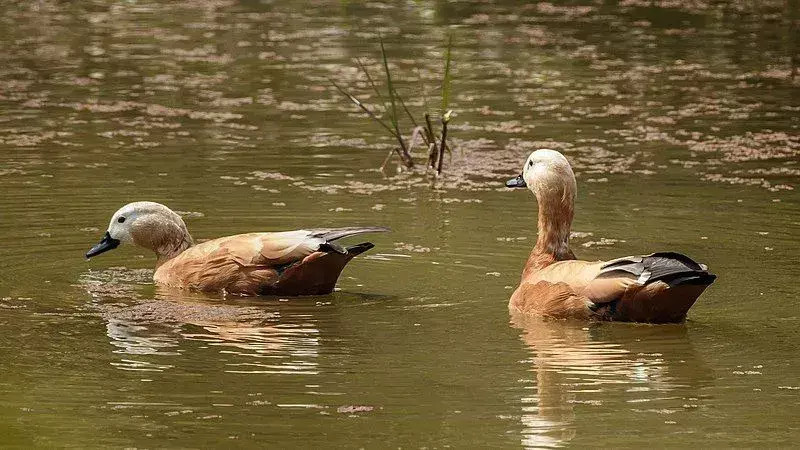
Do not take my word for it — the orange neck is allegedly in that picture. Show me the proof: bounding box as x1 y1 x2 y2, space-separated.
522 187 576 278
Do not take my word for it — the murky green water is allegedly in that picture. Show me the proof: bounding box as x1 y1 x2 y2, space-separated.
1 0 798 447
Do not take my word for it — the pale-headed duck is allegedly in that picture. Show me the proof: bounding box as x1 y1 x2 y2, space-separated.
505 149 715 323
86 201 388 296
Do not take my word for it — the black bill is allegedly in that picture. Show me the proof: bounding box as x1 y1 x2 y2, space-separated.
506 174 527 188
86 231 120 258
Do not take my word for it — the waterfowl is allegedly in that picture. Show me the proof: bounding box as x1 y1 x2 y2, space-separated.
85 201 388 296
505 149 715 323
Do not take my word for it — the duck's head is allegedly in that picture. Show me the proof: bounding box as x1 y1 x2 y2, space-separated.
86 201 193 259
506 149 577 201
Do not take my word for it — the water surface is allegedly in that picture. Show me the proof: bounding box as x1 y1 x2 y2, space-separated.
1 0 798 447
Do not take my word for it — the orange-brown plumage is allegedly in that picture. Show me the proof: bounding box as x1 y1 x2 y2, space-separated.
506 150 715 323
86 202 387 296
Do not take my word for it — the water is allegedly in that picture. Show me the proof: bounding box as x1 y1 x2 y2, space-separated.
1 0 798 447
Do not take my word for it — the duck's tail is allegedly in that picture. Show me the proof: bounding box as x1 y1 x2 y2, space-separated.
263 229 386 296
313 227 390 255
600 252 716 323
343 242 375 256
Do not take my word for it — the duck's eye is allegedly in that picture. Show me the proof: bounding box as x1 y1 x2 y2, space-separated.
528 160 534 167
117 217 126 224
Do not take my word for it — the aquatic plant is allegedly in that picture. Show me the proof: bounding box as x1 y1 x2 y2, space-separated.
331 34 454 175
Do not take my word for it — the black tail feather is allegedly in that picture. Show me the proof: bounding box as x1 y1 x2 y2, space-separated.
319 241 347 255
314 227 390 243
314 227 386 256
317 242 375 257
663 272 717 288
345 242 375 256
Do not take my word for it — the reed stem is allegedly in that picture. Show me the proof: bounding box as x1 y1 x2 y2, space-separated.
437 110 452 175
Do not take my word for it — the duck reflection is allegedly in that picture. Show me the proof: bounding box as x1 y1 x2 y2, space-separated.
83 271 333 374
510 314 712 448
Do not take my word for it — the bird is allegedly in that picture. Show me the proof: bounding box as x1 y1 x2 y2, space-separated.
505 149 715 323
85 201 389 296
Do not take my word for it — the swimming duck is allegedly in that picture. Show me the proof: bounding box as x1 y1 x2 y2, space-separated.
85 201 388 296
505 150 715 323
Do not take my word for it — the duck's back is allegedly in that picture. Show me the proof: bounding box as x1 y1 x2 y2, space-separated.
154 233 290 294
521 259 603 290
510 252 715 322
153 228 384 295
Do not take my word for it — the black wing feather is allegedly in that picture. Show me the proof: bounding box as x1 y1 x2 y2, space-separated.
600 252 715 287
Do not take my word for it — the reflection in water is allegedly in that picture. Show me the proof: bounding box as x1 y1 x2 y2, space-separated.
510 315 711 448
106 320 181 356
181 320 321 376
81 269 323 375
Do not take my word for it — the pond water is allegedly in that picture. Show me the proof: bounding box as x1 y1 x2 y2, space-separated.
1 0 798 447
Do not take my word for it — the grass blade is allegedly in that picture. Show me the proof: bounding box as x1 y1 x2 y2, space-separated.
396 88 431 148
424 112 438 167
441 33 453 113
394 87 422 130
379 35 401 135
329 78 398 138
356 57 389 113
436 110 452 175
379 34 413 167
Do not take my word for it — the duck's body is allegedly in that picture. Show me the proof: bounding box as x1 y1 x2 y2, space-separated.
153 230 383 296
506 150 715 323
510 252 716 323
86 202 388 296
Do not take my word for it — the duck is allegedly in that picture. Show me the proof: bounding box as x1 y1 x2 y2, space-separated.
505 149 715 323
85 201 389 296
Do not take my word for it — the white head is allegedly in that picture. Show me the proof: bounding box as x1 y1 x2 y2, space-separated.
506 149 578 258
86 201 193 259
506 149 577 201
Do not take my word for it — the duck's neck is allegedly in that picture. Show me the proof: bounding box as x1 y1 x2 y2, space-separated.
524 187 576 275
133 224 194 268
155 232 194 267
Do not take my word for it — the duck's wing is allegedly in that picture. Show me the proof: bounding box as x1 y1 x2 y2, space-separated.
216 228 388 295
583 252 716 323
220 227 390 267
513 252 715 322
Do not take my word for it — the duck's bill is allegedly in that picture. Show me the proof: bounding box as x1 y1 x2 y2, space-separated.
506 174 527 188
86 231 120 258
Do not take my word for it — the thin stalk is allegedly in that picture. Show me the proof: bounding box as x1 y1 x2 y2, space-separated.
427 142 437 169
441 33 453 113
356 57 389 112
356 58 428 155
407 126 426 153
329 79 398 138
379 35 413 167
393 88 418 128
437 110 452 175
379 149 395 173
395 89 430 148
424 113 438 167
